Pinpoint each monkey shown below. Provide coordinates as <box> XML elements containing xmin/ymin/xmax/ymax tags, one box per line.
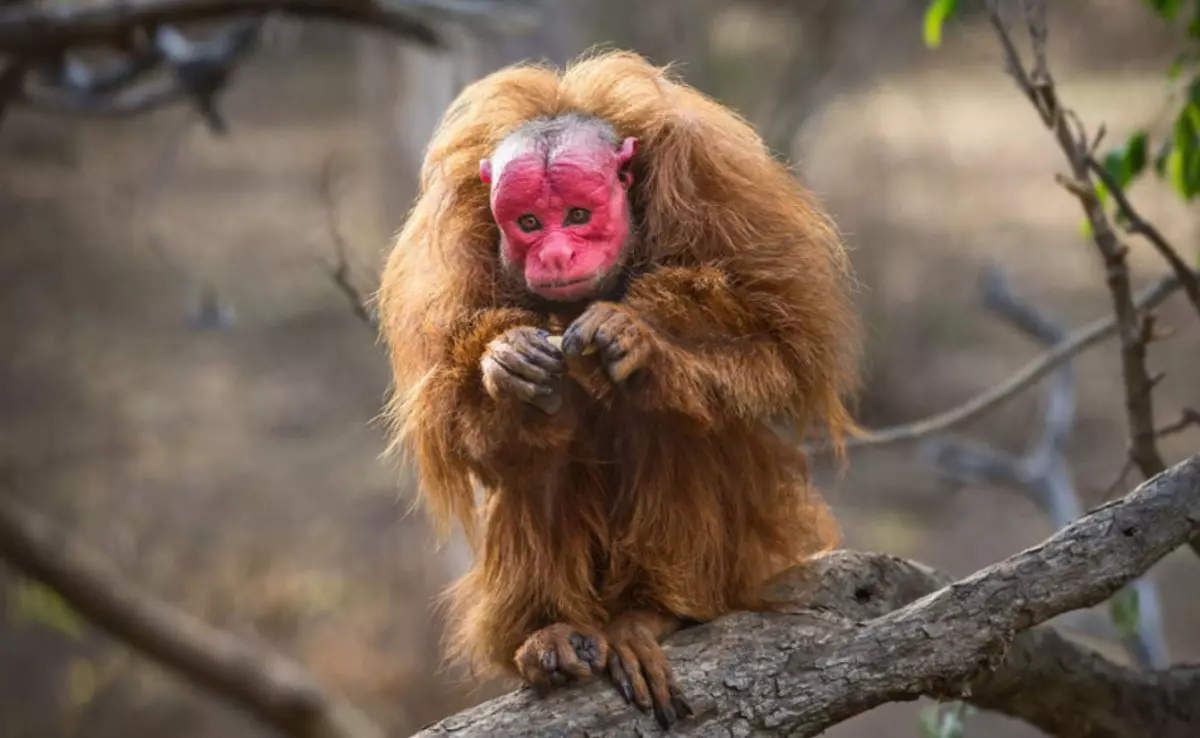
<box><xmin>376</xmin><ymin>50</ymin><xmax>860</xmax><ymax>729</ymax></box>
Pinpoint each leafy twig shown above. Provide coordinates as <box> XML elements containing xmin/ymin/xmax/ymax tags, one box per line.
<box><xmin>1087</xmin><ymin>158</ymin><xmax>1200</xmax><ymax>319</ymax></box>
<box><xmin>984</xmin><ymin>0</ymin><xmax>1191</xmax><ymax>555</ymax></box>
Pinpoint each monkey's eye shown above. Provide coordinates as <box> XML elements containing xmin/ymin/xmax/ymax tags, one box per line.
<box><xmin>564</xmin><ymin>208</ymin><xmax>591</xmax><ymax>226</ymax></box>
<box><xmin>516</xmin><ymin>214</ymin><xmax>542</xmax><ymax>233</ymax></box>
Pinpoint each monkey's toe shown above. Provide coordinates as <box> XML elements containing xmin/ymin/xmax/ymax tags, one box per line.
<box><xmin>515</xmin><ymin>623</ymin><xmax>609</xmax><ymax>694</ymax></box>
<box><xmin>607</xmin><ymin>625</ymin><xmax>694</xmax><ymax>729</ymax></box>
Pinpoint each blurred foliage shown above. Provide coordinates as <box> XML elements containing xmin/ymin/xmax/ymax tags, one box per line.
<box><xmin>919</xmin><ymin>701</ymin><xmax>976</xmax><ymax>738</ymax></box>
<box><xmin>925</xmin><ymin>0</ymin><xmax>1200</xmax><ymax>212</ymax></box>
<box><xmin>8</xmin><ymin>580</ymin><xmax>86</xmax><ymax>640</ymax></box>
<box><xmin>1109</xmin><ymin>585</ymin><xmax>1142</xmax><ymax>638</ymax></box>
<box><xmin>925</xmin><ymin>0</ymin><xmax>1200</xmax><ymax>266</ymax></box>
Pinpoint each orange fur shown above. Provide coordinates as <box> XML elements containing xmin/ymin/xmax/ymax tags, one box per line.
<box><xmin>376</xmin><ymin>50</ymin><xmax>860</xmax><ymax>681</ymax></box>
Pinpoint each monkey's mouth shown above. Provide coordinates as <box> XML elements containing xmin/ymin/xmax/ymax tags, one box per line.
<box><xmin>531</xmin><ymin>274</ymin><xmax>603</xmax><ymax>302</ymax></box>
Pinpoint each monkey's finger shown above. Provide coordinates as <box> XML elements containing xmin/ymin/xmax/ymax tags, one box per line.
<box><xmin>607</xmin><ymin>652</ymin><xmax>636</xmax><ymax>704</ymax></box>
<box><xmin>489</xmin><ymin>340</ymin><xmax>562</xmax><ymax>383</ymax></box>
<box><xmin>561</xmin><ymin>305</ymin><xmax>615</xmax><ymax>356</ymax></box>
<box><xmin>507</xmin><ymin>329</ymin><xmax>568</xmax><ymax>369</ymax></box>
<box><xmin>551</xmin><ymin>633</ymin><xmax>596</xmax><ymax>680</ymax></box>
<box><xmin>614</xmin><ymin>645</ymin><xmax>651</xmax><ymax>710</ymax></box>
<box><xmin>628</xmin><ymin>638</ymin><xmax>686</xmax><ymax>729</ymax></box>
<box><xmin>569</xmin><ymin>632</ymin><xmax>608</xmax><ymax>673</ymax></box>
<box><xmin>598</xmin><ymin>316</ymin><xmax>653</xmax><ymax>383</ymax></box>
<box><xmin>670</xmin><ymin>683</ymin><xmax>695</xmax><ymax>719</ymax></box>
<box><xmin>482</xmin><ymin>358</ymin><xmax>562</xmax><ymax>413</ymax></box>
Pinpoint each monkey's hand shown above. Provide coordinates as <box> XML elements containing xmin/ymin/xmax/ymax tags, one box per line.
<box><xmin>514</xmin><ymin>623</ymin><xmax>609</xmax><ymax>695</ymax></box>
<box><xmin>605</xmin><ymin>611</ymin><xmax>694</xmax><ymax>729</ymax></box>
<box><xmin>481</xmin><ymin>327</ymin><xmax>566</xmax><ymax>415</ymax></box>
<box><xmin>561</xmin><ymin>302</ymin><xmax>657</xmax><ymax>384</ymax></box>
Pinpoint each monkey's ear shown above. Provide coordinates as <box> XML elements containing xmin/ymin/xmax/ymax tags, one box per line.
<box><xmin>618</xmin><ymin>137</ymin><xmax>637</xmax><ymax>165</ymax></box>
<box><xmin>479</xmin><ymin>158</ymin><xmax>493</xmax><ymax>185</ymax></box>
<box><xmin>617</xmin><ymin>137</ymin><xmax>637</xmax><ymax>188</ymax></box>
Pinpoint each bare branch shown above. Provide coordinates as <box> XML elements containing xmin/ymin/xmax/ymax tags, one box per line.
<box><xmin>317</xmin><ymin>155</ymin><xmax>377</xmax><ymax>329</ymax></box>
<box><xmin>0</xmin><ymin>0</ymin><xmax>440</xmax><ymax>55</ymax></box>
<box><xmin>1</xmin><ymin>0</ymin><xmax>537</xmax><ymax>125</ymax></box>
<box><xmin>832</xmin><ymin>270</ymin><xmax>1191</xmax><ymax>451</ymax></box>
<box><xmin>986</xmin><ymin>1</ymin><xmax>1171</xmax><ymax>507</ymax></box>
<box><xmin>922</xmin><ymin>266</ymin><xmax>1170</xmax><ymax>669</ymax></box>
<box><xmin>412</xmin><ymin>455</ymin><xmax>1200</xmax><ymax>737</ymax></box>
<box><xmin>0</xmin><ymin>494</ymin><xmax>385</xmax><ymax>738</ymax></box>
<box><xmin>1087</xmin><ymin>159</ymin><xmax>1200</xmax><ymax>319</ymax></box>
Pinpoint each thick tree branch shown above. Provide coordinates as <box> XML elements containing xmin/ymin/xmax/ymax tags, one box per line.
<box><xmin>412</xmin><ymin>455</ymin><xmax>1200</xmax><ymax>738</ymax></box>
<box><xmin>0</xmin><ymin>494</ymin><xmax>385</xmax><ymax>738</ymax></box>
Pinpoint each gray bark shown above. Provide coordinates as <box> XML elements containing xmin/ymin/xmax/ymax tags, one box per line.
<box><xmin>412</xmin><ymin>455</ymin><xmax>1200</xmax><ymax>738</ymax></box>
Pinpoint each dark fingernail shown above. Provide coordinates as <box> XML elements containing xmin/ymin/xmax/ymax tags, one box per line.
<box><xmin>560</xmin><ymin>331</ymin><xmax>581</xmax><ymax>356</ymax></box>
<box><xmin>654</xmin><ymin>702</ymin><xmax>676</xmax><ymax>729</ymax></box>
<box><xmin>675</xmin><ymin>693</ymin><xmax>695</xmax><ymax>718</ymax></box>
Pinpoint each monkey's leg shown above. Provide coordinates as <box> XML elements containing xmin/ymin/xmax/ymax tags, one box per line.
<box><xmin>514</xmin><ymin>622</ymin><xmax>609</xmax><ymax>694</ymax></box>
<box><xmin>605</xmin><ymin>610</ymin><xmax>695</xmax><ymax>729</ymax></box>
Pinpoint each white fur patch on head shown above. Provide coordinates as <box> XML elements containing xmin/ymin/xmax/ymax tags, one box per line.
<box><xmin>487</xmin><ymin>114</ymin><xmax>620</xmax><ymax>192</ymax></box>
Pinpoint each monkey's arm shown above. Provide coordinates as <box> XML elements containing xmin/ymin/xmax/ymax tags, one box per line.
<box><xmin>406</xmin><ymin>308</ymin><xmax>579</xmax><ymax>484</ymax></box>
<box><xmin>563</xmin><ymin>267</ymin><xmax>848</xmax><ymax>430</ymax></box>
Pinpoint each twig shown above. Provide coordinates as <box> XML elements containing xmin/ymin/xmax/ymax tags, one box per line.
<box><xmin>412</xmin><ymin>456</ymin><xmax>1200</xmax><ymax>737</ymax></box>
<box><xmin>0</xmin><ymin>0</ymin><xmax>442</xmax><ymax>54</ymax></box>
<box><xmin>0</xmin><ymin>494</ymin><xmax>385</xmax><ymax>738</ymax></box>
<box><xmin>317</xmin><ymin>155</ymin><xmax>376</xmax><ymax>329</ymax></box>
<box><xmin>921</xmin><ymin>266</ymin><xmax>1170</xmax><ymax>669</ymax></box>
<box><xmin>1</xmin><ymin>0</ymin><xmax>538</xmax><ymax>125</ymax></box>
<box><xmin>1088</xmin><ymin>159</ymin><xmax>1200</xmax><ymax>319</ymax></box>
<box><xmin>832</xmin><ymin>270</ymin><xmax>1190</xmax><ymax>452</ymax></box>
<box><xmin>985</xmin><ymin>1</ymin><xmax>1189</xmax><ymax>552</ymax></box>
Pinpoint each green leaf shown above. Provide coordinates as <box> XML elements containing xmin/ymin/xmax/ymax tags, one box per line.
<box><xmin>1154</xmin><ymin>136</ymin><xmax>1175</xmax><ymax>177</ymax></box>
<box><xmin>1110</xmin><ymin>586</ymin><xmax>1141</xmax><ymax>637</ymax></box>
<box><xmin>9</xmin><ymin>581</ymin><xmax>85</xmax><ymax>639</ymax></box>
<box><xmin>922</xmin><ymin>0</ymin><xmax>959</xmax><ymax>49</ymax></box>
<box><xmin>918</xmin><ymin>705</ymin><xmax>943</xmax><ymax>738</ymax></box>
<box><xmin>1171</xmin><ymin>104</ymin><xmax>1200</xmax><ymax>199</ymax></box>
<box><xmin>918</xmin><ymin>702</ymin><xmax>975</xmax><ymax>738</ymax></box>
<box><xmin>1144</xmin><ymin>0</ymin><xmax>1184</xmax><ymax>21</ymax></box>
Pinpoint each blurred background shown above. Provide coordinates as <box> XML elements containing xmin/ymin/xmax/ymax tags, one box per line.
<box><xmin>1</xmin><ymin>1</ymin><xmax>1198</xmax><ymax>737</ymax></box>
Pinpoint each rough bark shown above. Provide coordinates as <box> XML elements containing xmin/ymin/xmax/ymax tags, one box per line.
<box><xmin>412</xmin><ymin>455</ymin><xmax>1200</xmax><ymax>738</ymax></box>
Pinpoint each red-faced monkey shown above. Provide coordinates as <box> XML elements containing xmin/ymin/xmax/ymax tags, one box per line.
<box><xmin>377</xmin><ymin>50</ymin><xmax>859</xmax><ymax>728</ymax></box>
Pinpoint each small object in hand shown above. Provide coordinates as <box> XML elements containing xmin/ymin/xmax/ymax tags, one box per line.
<box><xmin>547</xmin><ymin>334</ymin><xmax>596</xmax><ymax>355</ymax></box>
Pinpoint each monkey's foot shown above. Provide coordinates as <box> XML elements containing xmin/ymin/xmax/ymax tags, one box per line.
<box><xmin>514</xmin><ymin>623</ymin><xmax>609</xmax><ymax>694</ymax></box>
<box><xmin>606</xmin><ymin>614</ymin><xmax>695</xmax><ymax>729</ymax></box>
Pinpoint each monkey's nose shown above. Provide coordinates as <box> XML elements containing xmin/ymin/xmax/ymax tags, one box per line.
<box><xmin>537</xmin><ymin>242</ymin><xmax>574</xmax><ymax>272</ymax></box>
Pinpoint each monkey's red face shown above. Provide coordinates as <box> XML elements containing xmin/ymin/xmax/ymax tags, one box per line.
<box><xmin>482</xmin><ymin>135</ymin><xmax>637</xmax><ymax>303</ymax></box>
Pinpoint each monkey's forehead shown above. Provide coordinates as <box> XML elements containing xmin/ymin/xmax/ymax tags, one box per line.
<box><xmin>490</xmin><ymin>127</ymin><xmax>619</xmax><ymax>187</ymax></box>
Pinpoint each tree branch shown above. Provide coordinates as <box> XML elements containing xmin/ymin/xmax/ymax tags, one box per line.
<box><xmin>921</xmin><ymin>265</ymin><xmax>1170</xmax><ymax>669</ymax></box>
<box><xmin>0</xmin><ymin>0</ymin><xmax>441</xmax><ymax>54</ymax></box>
<box><xmin>1087</xmin><ymin>159</ymin><xmax>1200</xmax><ymax>320</ymax></box>
<box><xmin>985</xmin><ymin>0</ymin><xmax>1190</xmax><ymax>555</ymax></box>
<box><xmin>0</xmin><ymin>494</ymin><xmax>385</xmax><ymax>738</ymax></box>
<box><xmin>833</xmin><ymin>269</ymin><xmax>1191</xmax><ymax>452</ymax></box>
<box><xmin>412</xmin><ymin>455</ymin><xmax>1200</xmax><ymax>738</ymax></box>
